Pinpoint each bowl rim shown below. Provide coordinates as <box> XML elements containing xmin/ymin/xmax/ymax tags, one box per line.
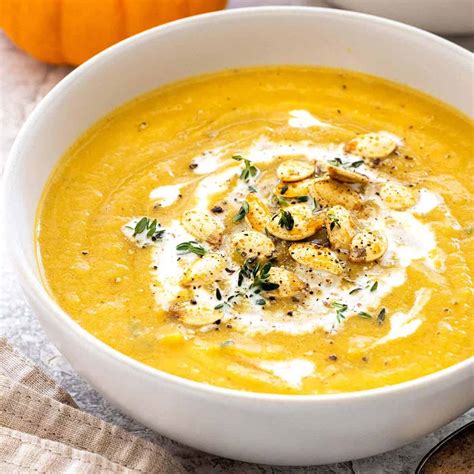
<box><xmin>4</xmin><ymin>6</ymin><xmax>473</xmax><ymax>403</ymax></box>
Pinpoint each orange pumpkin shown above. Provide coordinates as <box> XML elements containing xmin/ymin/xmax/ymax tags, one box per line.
<box><xmin>0</xmin><ymin>0</ymin><xmax>227</xmax><ymax>65</ymax></box>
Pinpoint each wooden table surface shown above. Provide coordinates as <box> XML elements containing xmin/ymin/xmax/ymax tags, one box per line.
<box><xmin>1</xmin><ymin>1</ymin><xmax>472</xmax><ymax>472</ymax></box>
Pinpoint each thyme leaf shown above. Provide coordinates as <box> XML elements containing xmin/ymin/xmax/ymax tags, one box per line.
<box><xmin>310</xmin><ymin>196</ymin><xmax>320</xmax><ymax>212</ymax></box>
<box><xmin>233</xmin><ymin>154</ymin><xmax>259</xmax><ymax>182</ymax></box>
<box><xmin>328</xmin><ymin>157</ymin><xmax>364</xmax><ymax>169</ymax></box>
<box><xmin>277</xmin><ymin>210</ymin><xmax>294</xmax><ymax>230</ymax></box>
<box><xmin>332</xmin><ymin>301</ymin><xmax>348</xmax><ymax>323</ymax></box>
<box><xmin>328</xmin><ymin>157</ymin><xmax>344</xmax><ymax>167</ymax></box>
<box><xmin>377</xmin><ymin>307</ymin><xmax>386</xmax><ymax>325</ymax></box>
<box><xmin>233</xmin><ymin>201</ymin><xmax>249</xmax><ymax>222</ymax></box>
<box><xmin>176</xmin><ymin>241</ymin><xmax>206</xmax><ymax>256</ymax></box>
<box><xmin>132</xmin><ymin>217</ymin><xmax>165</xmax><ymax>240</ymax></box>
<box><xmin>134</xmin><ymin>217</ymin><xmax>148</xmax><ymax>235</ymax></box>
<box><xmin>238</xmin><ymin>258</ymin><xmax>280</xmax><ymax>295</ymax></box>
<box><xmin>295</xmin><ymin>195</ymin><xmax>309</xmax><ymax>202</ymax></box>
<box><xmin>327</xmin><ymin>211</ymin><xmax>341</xmax><ymax>231</ymax></box>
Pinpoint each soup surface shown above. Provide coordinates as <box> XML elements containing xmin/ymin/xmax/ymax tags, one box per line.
<box><xmin>37</xmin><ymin>67</ymin><xmax>473</xmax><ymax>395</ymax></box>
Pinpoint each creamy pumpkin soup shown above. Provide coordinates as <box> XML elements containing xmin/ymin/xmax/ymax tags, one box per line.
<box><xmin>37</xmin><ymin>67</ymin><xmax>473</xmax><ymax>395</ymax></box>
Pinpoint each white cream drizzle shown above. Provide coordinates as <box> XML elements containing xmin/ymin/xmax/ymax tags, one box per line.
<box><xmin>246</xmin><ymin>136</ymin><xmax>342</xmax><ymax>164</ymax></box>
<box><xmin>149</xmin><ymin>184</ymin><xmax>183</xmax><ymax>207</ymax></box>
<box><xmin>379</xmin><ymin>211</ymin><xmax>436</xmax><ymax>268</ymax></box>
<box><xmin>259</xmin><ymin>359</ymin><xmax>315</xmax><ymax>389</ymax></box>
<box><xmin>191</xmin><ymin>149</ymin><xmax>225</xmax><ymax>174</ymax></box>
<box><xmin>288</xmin><ymin>110</ymin><xmax>337</xmax><ymax>129</ymax></box>
<box><xmin>373</xmin><ymin>288</ymin><xmax>432</xmax><ymax>346</ymax></box>
<box><xmin>194</xmin><ymin>166</ymin><xmax>240</xmax><ymax>210</ymax></box>
<box><xmin>127</xmin><ymin>119</ymin><xmax>445</xmax><ymax>344</ymax></box>
<box><xmin>150</xmin><ymin>220</ymin><xmax>200</xmax><ymax>309</ymax></box>
<box><xmin>411</xmin><ymin>188</ymin><xmax>443</xmax><ymax>215</ymax></box>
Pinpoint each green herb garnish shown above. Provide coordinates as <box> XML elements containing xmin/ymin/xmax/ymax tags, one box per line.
<box><xmin>280</xmin><ymin>184</ymin><xmax>289</xmax><ymax>195</ymax></box>
<box><xmin>370</xmin><ymin>281</ymin><xmax>378</xmax><ymax>292</ymax></box>
<box><xmin>327</xmin><ymin>212</ymin><xmax>340</xmax><ymax>231</ymax></box>
<box><xmin>349</xmin><ymin>287</ymin><xmax>362</xmax><ymax>295</ymax></box>
<box><xmin>275</xmin><ymin>195</ymin><xmax>290</xmax><ymax>207</ymax></box>
<box><xmin>277</xmin><ymin>210</ymin><xmax>294</xmax><ymax>231</ymax></box>
<box><xmin>233</xmin><ymin>154</ymin><xmax>258</xmax><ymax>182</ymax></box>
<box><xmin>238</xmin><ymin>258</ymin><xmax>279</xmax><ymax>293</ymax></box>
<box><xmin>332</xmin><ymin>302</ymin><xmax>348</xmax><ymax>323</ymax></box>
<box><xmin>134</xmin><ymin>217</ymin><xmax>148</xmax><ymax>235</ymax></box>
<box><xmin>254</xmin><ymin>262</ymin><xmax>280</xmax><ymax>292</ymax></box>
<box><xmin>216</xmin><ymin>259</ymin><xmax>279</xmax><ymax>312</ymax></box>
<box><xmin>176</xmin><ymin>241</ymin><xmax>206</xmax><ymax>256</ymax></box>
<box><xmin>328</xmin><ymin>157</ymin><xmax>364</xmax><ymax>169</ymax></box>
<box><xmin>377</xmin><ymin>308</ymin><xmax>386</xmax><ymax>325</ymax></box>
<box><xmin>328</xmin><ymin>157</ymin><xmax>344</xmax><ymax>167</ymax></box>
<box><xmin>309</xmin><ymin>196</ymin><xmax>320</xmax><ymax>212</ymax></box>
<box><xmin>214</xmin><ymin>301</ymin><xmax>230</xmax><ymax>310</ymax></box>
<box><xmin>233</xmin><ymin>201</ymin><xmax>249</xmax><ymax>222</ymax></box>
<box><xmin>358</xmin><ymin>311</ymin><xmax>373</xmax><ymax>320</ymax></box>
<box><xmin>132</xmin><ymin>217</ymin><xmax>165</xmax><ymax>240</ymax></box>
<box><xmin>214</xmin><ymin>289</ymin><xmax>243</xmax><ymax>311</ymax></box>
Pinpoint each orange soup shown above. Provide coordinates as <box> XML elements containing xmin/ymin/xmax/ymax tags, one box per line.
<box><xmin>37</xmin><ymin>67</ymin><xmax>473</xmax><ymax>394</ymax></box>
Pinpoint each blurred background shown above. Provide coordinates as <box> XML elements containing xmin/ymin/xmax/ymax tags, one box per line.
<box><xmin>1</xmin><ymin>0</ymin><xmax>472</xmax><ymax>169</ymax></box>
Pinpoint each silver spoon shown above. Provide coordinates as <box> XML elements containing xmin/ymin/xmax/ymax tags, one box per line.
<box><xmin>416</xmin><ymin>421</ymin><xmax>473</xmax><ymax>473</ymax></box>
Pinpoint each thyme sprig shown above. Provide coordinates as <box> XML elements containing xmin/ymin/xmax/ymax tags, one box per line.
<box><xmin>328</xmin><ymin>157</ymin><xmax>364</xmax><ymax>169</ymax></box>
<box><xmin>176</xmin><ymin>241</ymin><xmax>206</xmax><ymax>256</ymax></box>
<box><xmin>349</xmin><ymin>280</ymin><xmax>378</xmax><ymax>295</ymax></box>
<box><xmin>214</xmin><ymin>291</ymin><xmax>242</xmax><ymax>310</ymax></box>
<box><xmin>131</xmin><ymin>217</ymin><xmax>165</xmax><ymax>240</ymax></box>
<box><xmin>276</xmin><ymin>210</ymin><xmax>294</xmax><ymax>231</ymax></box>
<box><xmin>238</xmin><ymin>258</ymin><xmax>279</xmax><ymax>292</ymax></box>
<box><xmin>273</xmin><ymin>194</ymin><xmax>316</xmax><ymax>210</ymax></box>
<box><xmin>233</xmin><ymin>201</ymin><xmax>249</xmax><ymax>222</ymax></box>
<box><xmin>332</xmin><ymin>301</ymin><xmax>348</xmax><ymax>323</ymax></box>
<box><xmin>233</xmin><ymin>154</ymin><xmax>258</xmax><ymax>182</ymax></box>
<box><xmin>327</xmin><ymin>211</ymin><xmax>341</xmax><ymax>231</ymax></box>
<box><xmin>215</xmin><ymin>259</ymin><xmax>279</xmax><ymax>310</ymax></box>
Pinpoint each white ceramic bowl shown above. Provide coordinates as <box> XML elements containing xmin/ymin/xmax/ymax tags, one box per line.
<box><xmin>328</xmin><ymin>0</ymin><xmax>474</xmax><ymax>35</ymax></box>
<box><xmin>4</xmin><ymin>7</ymin><xmax>473</xmax><ymax>466</ymax></box>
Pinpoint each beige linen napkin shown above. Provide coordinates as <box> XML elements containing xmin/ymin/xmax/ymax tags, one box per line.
<box><xmin>0</xmin><ymin>338</ymin><xmax>184</xmax><ymax>473</ymax></box>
